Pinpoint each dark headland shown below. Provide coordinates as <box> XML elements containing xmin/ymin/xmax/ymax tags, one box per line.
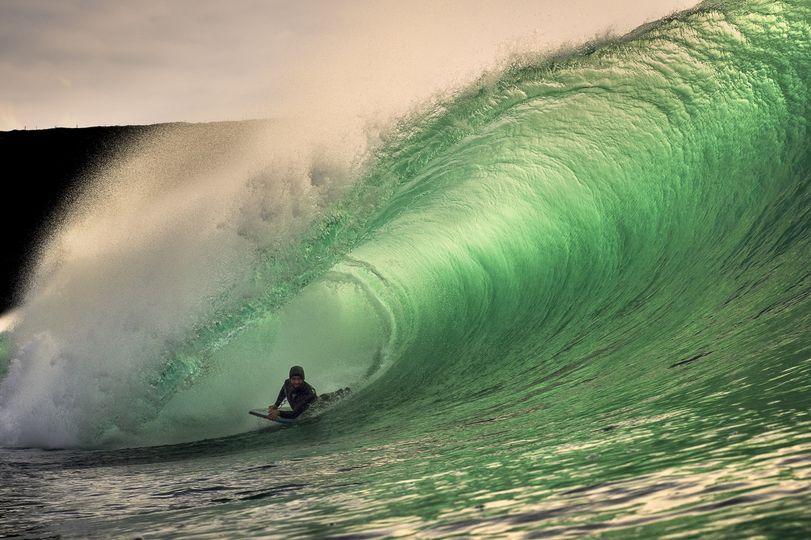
<box><xmin>0</xmin><ymin>120</ymin><xmax>269</xmax><ymax>313</ymax></box>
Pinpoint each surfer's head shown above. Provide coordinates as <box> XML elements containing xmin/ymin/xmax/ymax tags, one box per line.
<box><xmin>289</xmin><ymin>365</ymin><xmax>305</xmax><ymax>387</ymax></box>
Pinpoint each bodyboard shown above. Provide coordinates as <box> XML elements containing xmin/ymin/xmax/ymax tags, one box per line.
<box><xmin>249</xmin><ymin>409</ymin><xmax>296</xmax><ymax>425</ymax></box>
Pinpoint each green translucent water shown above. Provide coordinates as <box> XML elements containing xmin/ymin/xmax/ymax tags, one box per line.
<box><xmin>1</xmin><ymin>0</ymin><xmax>809</xmax><ymax>536</ymax></box>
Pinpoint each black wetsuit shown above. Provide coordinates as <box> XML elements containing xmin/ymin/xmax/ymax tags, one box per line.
<box><xmin>273</xmin><ymin>379</ymin><xmax>317</xmax><ymax>419</ymax></box>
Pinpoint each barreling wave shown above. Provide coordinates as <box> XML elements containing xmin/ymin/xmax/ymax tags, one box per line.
<box><xmin>0</xmin><ymin>0</ymin><xmax>808</xmax><ymax>448</ymax></box>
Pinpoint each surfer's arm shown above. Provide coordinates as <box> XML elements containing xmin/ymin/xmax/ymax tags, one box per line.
<box><xmin>272</xmin><ymin>385</ymin><xmax>286</xmax><ymax>408</ymax></box>
<box><xmin>278</xmin><ymin>392</ymin><xmax>317</xmax><ymax>419</ymax></box>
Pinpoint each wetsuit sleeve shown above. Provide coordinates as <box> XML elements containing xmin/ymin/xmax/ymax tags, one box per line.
<box><xmin>278</xmin><ymin>391</ymin><xmax>317</xmax><ymax>419</ymax></box>
<box><xmin>273</xmin><ymin>384</ymin><xmax>286</xmax><ymax>408</ymax></box>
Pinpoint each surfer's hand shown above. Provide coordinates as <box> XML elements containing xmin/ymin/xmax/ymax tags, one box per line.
<box><xmin>267</xmin><ymin>409</ymin><xmax>279</xmax><ymax>420</ymax></box>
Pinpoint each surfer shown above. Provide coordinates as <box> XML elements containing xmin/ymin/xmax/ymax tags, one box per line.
<box><xmin>267</xmin><ymin>365</ymin><xmax>317</xmax><ymax>420</ymax></box>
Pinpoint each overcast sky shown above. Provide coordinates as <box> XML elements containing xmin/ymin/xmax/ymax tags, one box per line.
<box><xmin>0</xmin><ymin>0</ymin><xmax>697</xmax><ymax>131</ymax></box>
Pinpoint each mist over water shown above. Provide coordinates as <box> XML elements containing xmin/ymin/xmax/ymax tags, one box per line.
<box><xmin>0</xmin><ymin>119</ymin><xmax>380</xmax><ymax>447</ymax></box>
<box><xmin>1</xmin><ymin>0</ymin><xmax>810</xmax><ymax>536</ymax></box>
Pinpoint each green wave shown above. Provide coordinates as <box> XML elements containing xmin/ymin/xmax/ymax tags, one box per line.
<box><xmin>2</xmin><ymin>0</ymin><xmax>806</xmax><ymax>534</ymax></box>
<box><xmin>307</xmin><ymin>0</ymin><xmax>810</xmax><ymax>423</ymax></box>
<box><xmin>72</xmin><ymin>0</ymin><xmax>808</xmax><ymax>448</ymax></box>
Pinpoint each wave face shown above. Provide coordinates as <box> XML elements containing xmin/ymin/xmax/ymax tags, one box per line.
<box><xmin>0</xmin><ymin>0</ymin><xmax>810</xmax><ymax>534</ymax></box>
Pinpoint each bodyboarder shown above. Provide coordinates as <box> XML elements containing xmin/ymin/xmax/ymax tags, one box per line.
<box><xmin>267</xmin><ymin>365</ymin><xmax>317</xmax><ymax>420</ymax></box>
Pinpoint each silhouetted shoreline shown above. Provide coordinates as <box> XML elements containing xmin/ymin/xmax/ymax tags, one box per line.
<box><xmin>0</xmin><ymin>119</ymin><xmax>269</xmax><ymax>312</ymax></box>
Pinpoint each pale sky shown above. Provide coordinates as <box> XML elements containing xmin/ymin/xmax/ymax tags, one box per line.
<box><xmin>0</xmin><ymin>0</ymin><xmax>698</xmax><ymax>132</ymax></box>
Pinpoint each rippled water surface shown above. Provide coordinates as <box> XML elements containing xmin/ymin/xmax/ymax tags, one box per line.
<box><xmin>4</xmin><ymin>353</ymin><xmax>810</xmax><ymax>537</ymax></box>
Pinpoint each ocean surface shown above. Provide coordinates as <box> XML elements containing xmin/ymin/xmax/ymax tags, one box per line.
<box><xmin>1</xmin><ymin>0</ymin><xmax>810</xmax><ymax>536</ymax></box>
